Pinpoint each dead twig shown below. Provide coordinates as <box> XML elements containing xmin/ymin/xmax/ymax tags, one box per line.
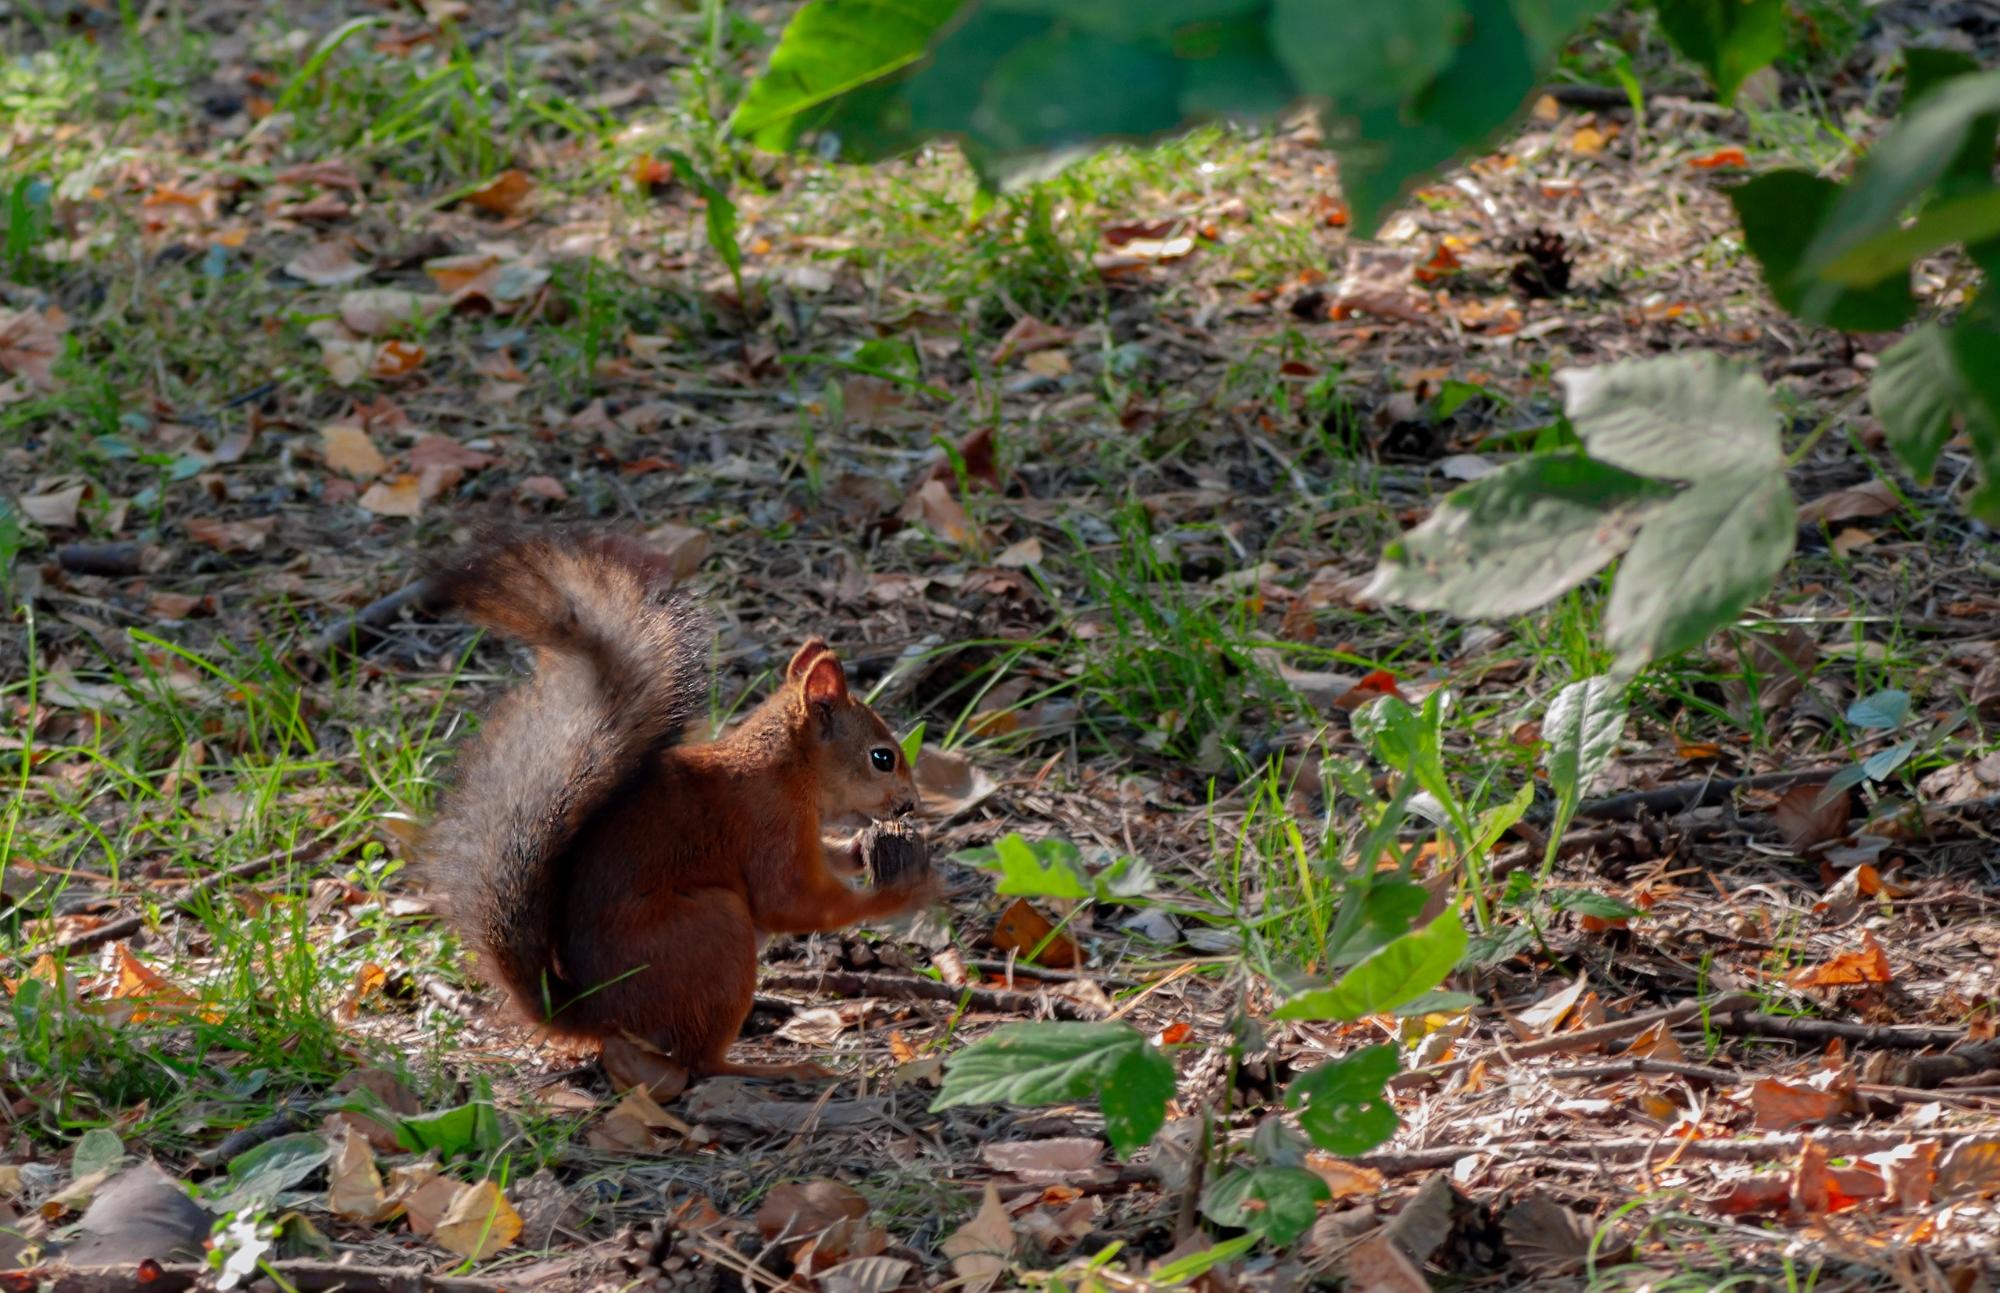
<box><xmin>759</xmin><ymin>967</ymin><xmax>1106</xmax><ymax>1021</ymax></box>
<box><xmin>1390</xmin><ymin>993</ymin><xmax>1760</xmax><ymax>1091</ymax></box>
<box><xmin>1354</xmin><ymin>1129</ymin><xmax>1999</xmax><ymax>1176</ymax></box>
<box><xmin>304</xmin><ymin>578</ymin><xmax>434</xmax><ymax>660</ymax></box>
<box><xmin>1712</xmin><ymin>1011</ymin><xmax>1969</xmax><ymax>1052</ymax></box>
<box><xmin>1574</xmin><ymin>766</ymin><xmax>1847</xmax><ymax>823</ymax></box>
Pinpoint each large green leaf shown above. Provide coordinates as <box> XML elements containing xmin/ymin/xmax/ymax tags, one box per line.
<box><xmin>985</xmin><ymin>0</ymin><xmax>1265</xmax><ymax>41</ymax></box>
<box><xmin>1286</xmin><ymin>1045</ymin><xmax>1400</xmax><ymax>1155</ymax></box>
<box><xmin>1803</xmin><ymin>70</ymin><xmax>2000</xmax><ymax>286</ymax></box>
<box><xmin>1943</xmin><ymin>311</ymin><xmax>2000</xmax><ymax>523</ymax></box>
<box><xmin>1269</xmin><ymin>0</ymin><xmax>1468</xmax><ymax>106</ymax></box>
<box><xmin>1727</xmin><ymin>171</ymin><xmax>1913</xmax><ymax>332</ymax></box>
<box><xmin>1870</xmin><ymin>324</ymin><xmax>1960</xmax><ymax>483</ymax></box>
<box><xmin>933</xmin><ymin>1021</ymin><xmax>1175</xmax><ymax>1157</ymax></box>
<box><xmin>728</xmin><ymin>0</ymin><xmax>966</xmax><ymax>150</ymax></box>
<box><xmin>1200</xmin><ymin>1166</ymin><xmax>1330</xmax><ymax>1245</ymax></box>
<box><xmin>1560</xmin><ymin>353</ymin><xmax>1782</xmax><ymax>481</ymax></box>
<box><xmin>1273</xmin><ymin>913</ymin><xmax>1468</xmax><ymax>1021</ymax></box>
<box><xmin>1651</xmin><ymin>0</ymin><xmax>1785</xmax><ymax>106</ymax></box>
<box><xmin>1365</xmin><ymin>454</ymin><xmax>1671</xmax><ymax>619</ymax></box>
<box><xmin>1542</xmin><ymin>675</ymin><xmax>1626</xmax><ymax>800</ymax></box>
<box><xmin>1604</xmin><ymin>471</ymin><xmax>1796</xmax><ymax>672</ymax></box>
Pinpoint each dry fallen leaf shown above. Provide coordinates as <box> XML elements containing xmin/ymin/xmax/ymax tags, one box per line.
<box><xmin>466</xmin><ymin>169</ymin><xmax>536</xmax><ymax>217</ymax></box>
<box><xmin>914</xmin><ymin>746</ymin><xmax>998</xmax><ymax>819</ymax></box>
<box><xmin>186</xmin><ymin>516</ymin><xmax>275</xmax><ymax>552</ymax></box>
<box><xmin>642</xmin><ymin>522</ymin><xmax>710</xmax><ymax>581</ymax></box>
<box><xmin>320</xmin><ymin>424</ymin><xmax>387</xmax><ymax>478</ymax></box>
<box><xmin>327</xmin><ymin>1126</ymin><xmax>391</xmax><ymax>1222</ymax></box>
<box><xmin>359</xmin><ymin>474</ymin><xmax>425</xmax><ymax>518</ymax></box>
<box><xmin>20</xmin><ymin>484</ymin><xmax>85</xmax><ymax>528</ymax></box>
<box><xmin>989</xmin><ymin>897</ymin><xmax>1080</xmax><ymax>968</ymax></box>
<box><xmin>1789</xmin><ymin>930</ymin><xmax>1893</xmax><ymax>989</ymax></box>
<box><xmin>1772</xmin><ymin>782</ymin><xmax>1850</xmax><ymax>851</ymax></box>
<box><xmin>285</xmin><ymin>241</ymin><xmax>372</xmax><ymax>287</ymax></box>
<box><xmin>1749</xmin><ymin>1076</ymin><xmax>1855</xmax><ymax>1131</ymax></box>
<box><xmin>981</xmin><ymin>1139</ymin><xmax>1112</xmax><ymax>1185</ymax></box>
<box><xmin>339</xmin><ymin>288</ymin><xmax>446</xmax><ymax>338</ymax></box>
<box><xmin>434</xmin><ymin>1179</ymin><xmax>522</xmax><ymax>1259</ymax></box>
<box><xmin>754</xmin><ymin>1179</ymin><xmax>868</xmax><ymax>1242</ymax></box>
<box><xmin>516</xmin><ymin>475</ymin><xmax>569</xmax><ymax>504</ymax></box>
<box><xmin>0</xmin><ymin>307</ymin><xmax>64</xmax><ymax>389</ymax></box>
<box><xmin>941</xmin><ymin>1182</ymin><xmax>1013</xmax><ymax>1293</ymax></box>
<box><xmin>902</xmin><ymin>478</ymin><xmax>977</xmax><ymax>546</ymax></box>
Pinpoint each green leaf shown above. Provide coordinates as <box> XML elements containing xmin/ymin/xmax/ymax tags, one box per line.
<box><xmin>1094</xmin><ymin>853</ymin><xmax>1157</xmax><ymax>901</ymax></box>
<box><xmin>1604</xmin><ymin>470</ymin><xmax>1796</xmax><ymax>673</ymax></box>
<box><xmin>1365</xmin><ymin>453</ymin><xmax>1672</xmax><ymax>619</ymax></box>
<box><xmin>396</xmin><ymin>1095</ymin><xmax>502</xmax><ymax>1159</ymax></box>
<box><xmin>1149</xmin><ymin>1234</ymin><xmax>1261</xmax><ymax>1284</ymax></box>
<box><xmin>1862</xmin><ymin>739</ymin><xmax>1917</xmax><ymax>781</ymax></box>
<box><xmin>1803</xmin><ymin>70</ymin><xmax>2000</xmax><ymax>285</ymax></box>
<box><xmin>1871</xmin><ymin>324</ymin><xmax>1960</xmax><ymax>483</ymax></box>
<box><xmin>1727</xmin><ymin>171</ymin><xmax>1913</xmax><ymax>331</ymax></box>
<box><xmin>72</xmin><ymin>1128</ymin><xmax>126</xmax><ymax>1179</ymax></box>
<box><xmin>1846</xmin><ymin>689</ymin><xmax>1910</xmax><ymax>731</ymax></box>
<box><xmin>1542</xmin><ymin>676</ymin><xmax>1626</xmax><ymax>800</ymax></box>
<box><xmin>1176</xmin><ymin>23</ymin><xmax>1298</xmax><ymax>122</ymax></box>
<box><xmin>899</xmin><ymin>722</ymin><xmax>926</xmax><ymax>764</ymax></box>
<box><xmin>933</xmin><ymin>1021</ymin><xmax>1175</xmax><ymax>1158</ymax></box>
<box><xmin>218</xmin><ymin>1133</ymin><xmax>330</xmax><ymax>1214</ymax></box>
<box><xmin>1286</xmin><ymin>1045</ymin><xmax>1400</xmax><ymax>1155</ymax></box>
<box><xmin>968</xmin><ymin>27</ymin><xmax>1185</xmax><ymax>156</ymax></box>
<box><xmin>729</xmin><ymin>0</ymin><xmax>966</xmax><ymax>149</ymax></box>
<box><xmin>989</xmin><ymin>833</ymin><xmax>1092</xmax><ymax>899</ymax></box>
<box><xmin>1651</xmin><ymin>0</ymin><xmax>1784</xmax><ymax>105</ymax></box>
<box><xmin>1808</xmin><ymin>188</ymin><xmax>2000</xmax><ymax>291</ymax></box>
<box><xmin>1944</xmin><ymin>309</ymin><xmax>2000</xmax><ymax>524</ymax></box>
<box><xmin>986</xmin><ymin>0</ymin><xmax>1265</xmax><ymax>42</ymax></box>
<box><xmin>1269</xmin><ymin>0</ymin><xmax>1468</xmax><ymax>107</ymax></box>
<box><xmin>1548</xmin><ymin>889</ymin><xmax>1644</xmax><ymax>919</ymax></box>
<box><xmin>1273</xmin><ymin>913</ymin><xmax>1469</xmax><ymax>1021</ymax></box>
<box><xmin>1200</xmin><ymin>1166</ymin><xmax>1330</xmax><ymax>1246</ymax></box>
<box><xmin>1559</xmin><ymin>353</ymin><xmax>1782</xmax><ymax>481</ymax></box>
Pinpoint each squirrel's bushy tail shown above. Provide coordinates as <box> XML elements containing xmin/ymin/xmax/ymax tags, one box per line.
<box><xmin>419</xmin><ymin>527</ymin><xmax>709</xmax><ymax>1030</ymax></box>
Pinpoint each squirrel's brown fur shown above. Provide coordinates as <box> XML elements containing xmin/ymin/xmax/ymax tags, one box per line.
<box><xmin>420</xmin><ymin>527</ymin><xmax>930</xmax><ymax>1080</ymax></box>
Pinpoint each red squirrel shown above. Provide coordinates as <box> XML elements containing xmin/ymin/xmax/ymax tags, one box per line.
<box><xmin>420</xmin><ymin>527</ymin><xmax>936</xmax><ymax>1082</ymax></box>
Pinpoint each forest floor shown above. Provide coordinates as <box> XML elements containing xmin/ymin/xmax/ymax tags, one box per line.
<box><xmin>7</xmin><ymin>2</ymin><xmax>2000</xmax><ymax>1290</ymax></box>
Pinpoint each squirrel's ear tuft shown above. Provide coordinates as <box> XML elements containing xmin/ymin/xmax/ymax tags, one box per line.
<box><xmin>800</xmin><ymin>652</ymin><xmax>849</xmax><ymax>711</ymax></box>
<box><xmin>788</xmin><ymin>637</ymin><xmax>832</xmax><ymax>682</ymax></box>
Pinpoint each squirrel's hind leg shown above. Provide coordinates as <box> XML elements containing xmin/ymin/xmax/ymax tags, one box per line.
<box><xmin>590</xmin><ymin>887</ymin><xmax>834</xmax><ymax>1083</ymax></box>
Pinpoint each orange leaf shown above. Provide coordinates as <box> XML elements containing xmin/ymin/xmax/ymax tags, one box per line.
<box><xmin>466</xmin><ymin>169</ymin><xmax>536</xmax><ymax>217</ymax></box>
<box><xmin>989</xmin><ymin>897</ymin><xmax>1079</xmax><ymax>968</ymax></box>
<box><xmin>1789</xmin><ymin>929</ymin><xmax>1893</xmax><ymax>988</ymax></box>
<box><xmin>1689</xmin><ymin>147</ymin><xmax>1749</xmax><ymax>170</ymax></box>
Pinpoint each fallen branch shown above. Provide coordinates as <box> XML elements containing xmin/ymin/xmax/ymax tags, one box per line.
<box><xmin>759</xmin><ymin>967</ymin><xmax>1106</xmax><ymax>1021</ymax></box>
<box><xmin>1354</xmin><ymin>1128</ymin><xmax>1999</xmax><ymax>1176</ymax></box>
<box><xmin>304</xmin><ymin>578</ymin><xmax>433</xmax><ymax>660</ymax></box>
<box><xmin>1574</xmin><ymin>766</ymin><xmax>1846</xmax><ymax>823</ymax></box>
<box><xmin>1390</xmin><ymin>993</ymin><xmax>1760</xmax><ymax>1091</ymax></box>
<box><xmin>18</xmin><ymin>845</ymin><xmax>328</xmax><ymax>967</ymax></box>
<box><xmin>1712</xmin><ymin>1011</ymin><xmax>1968</xmax><ymax>1052</ymax></box>
<box><xmin>1547</xmin><ymin>1058</ymin><xmax>2000</xmax><ymax>1109</ymax></box>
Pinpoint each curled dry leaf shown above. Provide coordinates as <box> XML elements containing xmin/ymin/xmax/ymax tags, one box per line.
<box><xmin>914</xmin><ymin>746</ymin><xmax>998</xmax><ymax>819</ymax></box>
<box><xmin>601</xmin><ymin>1034</ymin><xmax>690</xmax><ymax>1104</ymax></box>
<box><xmin>285</xmin><ymin>241</ymin><xmax>371</xmax><ymax>287</ymax></box>
<box><xmin>327</xmin><ymin>1127</ymin><xmax>391</xmax><ymax>1222</ymax></box>
<box><xmin>901</xmin><ymin>478</ymin><xmax>977</xmax><ymax>546</ymax></box>
<box><xmin>1798</xmin><ymin>479</ymin><xmax>1899</xmax><ymax>525</ymax></box>
<box><xmin>754</xmin><ymin>1179</ymin><xmax>868</xmax><ymax>1243</ymax></box>
<box><xmin>1749</xmin><ymin>1074</ymin><xmax>1857</xmax><ymax>1131</ymax></box>
<box><xmin>434</xmin><ymin>1179</ymin><xmax>522</xmax><ymax>1259</ymax></box>
<box><xmin>0</xmin><ymin>307</ymin><xmax>63</xmax><ymax>389</ymax></box>
<box><xmin>320</xmin><ymin>424</ymin><xmax>387</xmax><ymax>478</ymax></box>
<box><xmin>466</xmin><ymin>169</ymin><xmax>536</xmax><ymax>217</ymax></box>
<box><xmin>941</xmin><ymin>1182</ymin><xmax>1013</xmax><ymax>1293</ymax></box>
<box><xmin>981</xmin><ymin>1138</ymin><xmax>1113</xmax><ymax>1186</ymax></box>
<box><xmin>20</xmin><ymin>484</ymin><xmax>85</xmax><ymax>529</ymax></box>
<box><xmin>817</xmin><ymin>1256</ymin><xmax>913</xmax><ymax>1293</ymax></box>
<box><xmin>359</xmin><ymin>475</ymin><xmax>425</xmax><ymax>518</ymax></box>
<box><xmin>1771</xmin><ymin>782</ymin><xmax>1849</xmax><ymax>851</ymax></box>
<box><xmin>187</xmin><ymin>516</ymin><xmax>276</xmax><ymax>553</ymax></box>
<box><xmin>1788</xmin><ymin>929</ymin><xmax>1893</xmax><ymax>989</ymax></box>
<box><xmin>339</xmin><ymin>289</ymin><xmax>446</xmax><ymax>338</ymax></box>
<box><xmin>988</xmin><ymin>896</ymin><xmax>1080</xmax><ymax>968</ymax></box>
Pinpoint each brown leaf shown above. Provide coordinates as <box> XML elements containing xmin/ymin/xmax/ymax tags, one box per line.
<box><xmin>988</xmin><ymin>897</ymin><xmax>1079</xmax><ymax>968</ymax></box>
<box><xmin>1772</xmin><ymin>782</ymin><xmax>1849</xmax><ymax>851</ymax></box>
<box><xmin>981</xmin><ymin>1139</ymin><xmax>1112</xmax><ymax>1185</ymax></box>
<box><xmin>914</xmin><ymin>746</ymin><xmax>998</xmax><ymax>819</ymax></box>
<box><xmin>601</xmin><ymin>1034</ymin><xmax>690</xmax><ymax>1103</ymax></box>
<box><xmin>1788</xmin><ymin>929</ymin><xmax>1893</xmax><ymax>988</ymax></box>
<box><xmin>1797</xmin><ymin>479</ymin><xmax>1899</xmax><ymax>525</ymax></box>
<box><xmin>339</xmin><ymin>288</ymin><xmax>445</xmax><ymax>337</ymax></box>
<box><xmin>1749</xmin><ymin>1077</ymin><xmax>1853</xmax><ymax>1131</ymax></box>
<box><xmin>817</xmin><ymin>1255</ymin><xmax>914</xmax><ymax>1293</ymax></box>
<box><xmin>1344</xmin><ymin>1231</ymin><xmax>1431</xmax><ymax>1293</ymax></box>
<box><xmin>994</xmin><ymin>536</ymin><xmax>1043</xmax><ymax>568</ymax></box>
<box><xmin>1936</xmin><ymin>1139</ymin><xmax>2000</xmax><ymax>1200</ymax></box>
<box><xmin>359</xmin><ymin>475</ymin><xmax>425</xmax><ymax>518</ymax></box>
<box><xmin>991</xmin><ymin>315</ymin><xmax>1072</xmax><ymax>363</ymax></box>
<box><xmin>0</xmin><ymin>307</ymin><xmax>63</xmax><ymax>389</ymax></box>
<box><xmin>516</xmin><ymin>475</ymin><xmax>569</xmax><ymax>505</ymax></box>
<box><xmin>21</xmin><ymin>484</ymin><xmax>85</xmax><ymax>529</ymax></box>
<box><xmin>399</xmin><ymin>1172</ymin><xmax>459</xmax><ymax>1237</ymax></box>
<box><xmin>285</xmin><ymin>241</ymin><xmax>372</xmax><ymax>287</ymax></box>
<box><xmin>642</xmin><ymin>522</ymin><xmax>710</xmax><ymax>581</ymax></box>
<box><xmin>320</xmin><ymin>424</ymin><xmax>387</xmax><ymax>478</ymax></box>
<box><xmin>371</xmin><ymin>339</ymin><xmax>425</xmax><ymax>379</ymax></box>
<box><xmin>466</xmin><ymin>169</ymin><xmax>536</xmax><ymax>217</ymax></box>
<box><xmin>186</xmin><ymin>516</ymin><xmax>275</xmax><ymax>552</ymax></box>
<box><xmin>901</xmin><ymin>478</ymin><xmax>976</xmax><ymax>545</ymax></box>
<box><xmin>941</xmin><ymin>1182</ymin><xmax>1013</xmax><ymax>1293</ymax></box>
<box><xmin>435</xmin><ymin>1180</ymin><xmax>521</xmax><ymax>1259</ymax></box>
<box><xmin>326</xmin><ymin>1126</ymin><xmax>391</xmax><ymax>1222</ymax></box>
<box><xmin>408</xmin><ymin>434</ymin><xmax>497</xmax><ymax>473</ymax></box>
<box><xmin>754</xmin><ymin>1180</ymin><xmax>868</xmax><ymax>1242</ymax></box>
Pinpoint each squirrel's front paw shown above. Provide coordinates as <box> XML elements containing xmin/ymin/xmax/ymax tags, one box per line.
<box><xmin>858</xmin><ymin>818</ymin><xmax>930</xmax><ymax>890</ymax></box>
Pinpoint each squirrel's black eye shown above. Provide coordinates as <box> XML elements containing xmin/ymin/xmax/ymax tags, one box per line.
<box><xmin>870</xmin><ymin>747</ymin><xmax>895</xmax><ymax>772</ymax></box>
